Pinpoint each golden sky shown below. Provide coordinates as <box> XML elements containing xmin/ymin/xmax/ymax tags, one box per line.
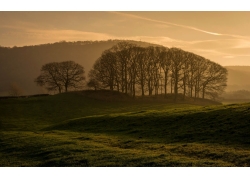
<box><xmin>1</xmin><ymin>11</ymin><xmax>250</xmax><ymax>66</ymax></box>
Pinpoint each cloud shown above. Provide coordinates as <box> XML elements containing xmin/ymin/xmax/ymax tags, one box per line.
<box><xmin>2</xmin><ymin>20</ymin><xmax>250</xmax><ymax>66</ymax></box>
<box><xmin>30</xmin><ymin>29</ymin><xmax>114</xmax><ymax>41</ymax></box>
<box><xmin>0</xmin><ymin>24</ymin><xmax>116</xmax><ymax>46</ymax></box>
<box><xmin>223</xmin><ymin>56</ymin><xmax>235</xmax><ymax>59</ymax></box>
<box><xmin>111</xmin><ymin>12</ymin><xmax>222</xmax><ymax>36</ymax></box>
<box><xmin>119</xmin><ymin>35</ymin><xmax>185</xmax><ymax>47</ymax></box>
<box><xmin>0</xmin><ymin>23</ymin><xmax>187</xmax><ymax>48</ymax></box>
<box><xmin>111</xmin><ymin>12</ymin><xmax>250</xmax><ymax>40</ymax></box>
<box><xmin>234</xmin><ymin>39</ymin><xmax>250</xmax><ymax>48</ymax></box>
<box><xmin>187</xmin><ymin>39</ymin><xmax>240</xmax><ymax>50</ymax></box>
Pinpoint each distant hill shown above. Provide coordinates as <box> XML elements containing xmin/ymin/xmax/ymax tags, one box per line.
<box><xmin>224</xmin><ymin>66</ymin><xmax>250</xmax><ymax>92</ymax></box>
<box><xmin>0</xmin><ymin>40</ymin><xmax>160</xmax><ymax>95</ymax></box>
<box><xmin>1</xmin><ymin>40</ymin><xmax>249</xmax><ymax>96</ymax></box>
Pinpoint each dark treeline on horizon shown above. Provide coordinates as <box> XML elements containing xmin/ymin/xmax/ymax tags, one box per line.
<box><xmin>88</xmin><ymin>42</ymin><xmax>228</xmax><ymax>101</ymax></box>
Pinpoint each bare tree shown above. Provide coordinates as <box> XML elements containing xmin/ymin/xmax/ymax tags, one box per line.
<box><xmin>35</xmin><ymin>61</ymin><xmax>85</xmax><ymax>93</ymax></box>
<box><xmin>35</xmin><ymin>62</ymin><xmax>63</xmax><ymax>93</ymax></box>
<box><xmin>159</xmin><ymin>47</ymin><xmax>171</xmax><ymax>96</ymax></box>
<box><xmin>134</xmin><ymin>47</ymin><xmax>148</xmax><ymax>96</ymax></box>
<box><xmin>144</xmin><ymin>46</ymin><xmax>156</xmax><ymax>96</ymax></box>
<box><xmin>87</xmin><ymin>69</ymin><xmax>100</xmax><ymax>90</ymax></box>
<box><xmin>170</xmin><ymin>48</ymin><xmax>185</xmax><ymax>101</ymax></box>
<box><xmin>89</xmin><ymin>51</ymin><xmax>118</xmax><ymax>91</ymax></box>
<box><xmin>110</xmin><ymin>42</ymin><xmax>135</xmax><ymax>93</ymax></box>
<box><xmin>89</xmin><ymin>42</ymin><xmax>228</xmax><ymax>102</ymax></box>
<box><xmin>152</xmin><ymin>46</ymin><xmax>165</xmax><ymax>96</ymax></box>
<box><xmin>186</xmin><ymin>53</ymin><xmax>199</xmax><ymax>98</ymax></box>
<box><xmin>58</xmin><ymin>61</ymin><xmax>85</xmax><ymax>92</ymax></box>
<box><xmin>201</xmin><ymin>61</ymin><xmax>227</xmax><ymax>99</ymax></box>
<box><xmin>193</xmin><ymin>56</ymin><xmax>208</xmax><ymax>98</ymax></box>
<box><xmin>129</xmin><ymin>46</ymin><xmax>145</xmax><ymax>97</ymax></box>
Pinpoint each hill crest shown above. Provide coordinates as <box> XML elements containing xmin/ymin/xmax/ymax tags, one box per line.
<box><xmin>0</xmin><ymin>40</ymin><xmax>161</xmax><ymax>96</ymax></box>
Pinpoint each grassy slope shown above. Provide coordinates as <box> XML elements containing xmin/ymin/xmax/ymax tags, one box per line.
<box><xmin>1</xmin><ymin>92</ymin><xmax>250</xmax><ymax>166</ymax></box>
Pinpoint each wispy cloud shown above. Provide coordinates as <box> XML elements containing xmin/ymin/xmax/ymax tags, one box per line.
<box><xmin>118</xmin><ymin>35</ymin><xmax>185</xmax><ymax>47</ymax></box>
<box><xmin>2</xmin><ymin>19</ymin><xmax>250</xmax><ymax>66</ymax></box>
<box><xmin>111</xmin><ymin>12</ymin><xmax>250</xmax><ymax>40</ymax></box>
<box><xmin>111</xmin><ymin>12</ymin><xmax>222</xmax><ymax>36</ymax></box>
<box><xmin>0</xmin><ymin>24</ymin><xmax>115</xmax><ymax>46</ymax></box>
<box><xmin>30</xmin><ymin>29</ymin><xmax>114</xmax><ymax>41</ymax></box>
<box><xmin>223</xmin><ymin>55</ymin><xmax>235</xmax><ymax>59</ymax></box>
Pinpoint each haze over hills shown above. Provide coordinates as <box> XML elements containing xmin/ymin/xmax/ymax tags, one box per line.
<box><xmin>225</xmin><ymin>66</ymin><xmax>250</xmax><ymax>91</ymax></box>
<box><xmin>0</xmin><ymin>40</ymin><xmax>249</xmax><ymax>96</ymax></box>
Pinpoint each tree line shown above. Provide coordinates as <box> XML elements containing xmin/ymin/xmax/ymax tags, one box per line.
<box><xmin>34</xmin><ymin>41</ymin><xmax>227</xmax><ymax>101</ymax></box>
<box><xmin>87</xmin><ymin>42</ymin><xmax>228</xmax><ymax>101</ymax></box>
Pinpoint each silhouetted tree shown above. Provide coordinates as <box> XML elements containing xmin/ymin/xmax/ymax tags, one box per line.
<box><xmin>87</xmin><ymin>69</ymin><xmax>101</xmax><ymax>90</ymax></box>
<box><xmin>87</xmin><ymin>79</ymin><xmax>100</xmax><ymax>90</ymax></box>
<box><xmin>201</xmin><ymin>61</ymin><xmax>227</xmax><ymax>99</ymax></box>
<box><xmin>159</xmin><ymin>47</ymin><xmax>171</xmax><ymax>96</ymax></box>
<box><xmin>89</xmin><ymin>42</ymin><xmax>227</xmax><ymax>101</ymax></box>
<box><xmin>170</xmin><ymin>48</ymin><xmax>185</xmax><ymax>101</ymax></box>
<box><xmin>58</xmin><ymin>61</ymin><xmax>85</xmax><ymax>92</ymax></box>
<box><xmin>35</xmin><ymin>61</ymin><xmax>85</xmax><ymax>93</ymax></box>
<box><xmin>110</xmin><ymin>42</ymin><xmax>136</xmax><ymax>93</ymax></box>
<box><xmin>134</xmin><ymin>47</ymin><xmax>148</xmax><ymax>96</ymax></box>
<box><xmin>35</xmin><ymin>62</ymin><xmax>63</xmax><ymax>93</ymax></box>
<box><xmin>89</xmin><ymin>51</ymin><xmax>118</xmax><ymax>90</ymax></box>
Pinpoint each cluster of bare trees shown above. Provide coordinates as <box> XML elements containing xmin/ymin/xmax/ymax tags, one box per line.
<box><xmin>88</xmin><ymin>42</ymin><xmax>227</xmax><ymax>101</ymax></box>
<box><xmin>35</xmin><ymin>61</ymin><xmax>85</xmax><ymax>93</ymax></box>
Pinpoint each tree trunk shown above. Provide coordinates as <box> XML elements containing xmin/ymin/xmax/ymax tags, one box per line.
<box><xmin>202</xmin><ymin>85</ymin><xmax>205</xmax><ymax>99</ymax></box>
<box><xmin>65</xmin><ymin>84</ymin><xmax>68</xmax><ymax>92</ymax></box>
<box><xmin>174</xmin><ymin>71</ymin><xmax>178</xmax><ymax>102</ymax></box>
<box><xmin>58</xmin><ymin>86</ymin><xmax>61</xmax><ymax>93</ymax></box>
<box><xmin>164</xmin><ymin>72</ymin><xmax>168</xmax><ymax>97</ymax></box>
<box><xmin>141</xmin><ymin>80</ymin><xmax>145</xmax><ymax>96</ymax></box>
<box><xmin>183</xmin><ymin>74</ymin><xmax>186</xmax><ymax>100</ymax></box>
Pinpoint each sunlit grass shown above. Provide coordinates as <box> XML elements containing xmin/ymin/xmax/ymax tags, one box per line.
<box><xmin>1</xmin><ymin>91</ymin><xmax>250</xmax><ymax>166</ymax></box>
<box><xmin>1</xmin><ymin>131</ymin><xmax>250</xmax><ymax>167</ymax></box>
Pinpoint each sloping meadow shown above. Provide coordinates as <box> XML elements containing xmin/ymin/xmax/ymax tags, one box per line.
<box><xmin>1</xmin><ymin>92</ymin><xmax>250</xmax><ymax>166</ymax></box>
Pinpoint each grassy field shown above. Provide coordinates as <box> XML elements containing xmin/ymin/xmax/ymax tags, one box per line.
<box><xmin>1</xmin><ymin>91</ymin><xmax>250</xmax><ymax>167</ymax></box>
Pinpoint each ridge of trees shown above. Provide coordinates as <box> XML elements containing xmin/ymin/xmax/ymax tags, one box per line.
<box><xmin>88</xmin><ymin>42</ymin><xmax>228</xmax><ymax>101</ymax></box>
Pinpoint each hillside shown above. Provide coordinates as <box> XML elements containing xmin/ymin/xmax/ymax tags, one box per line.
<box><xmin>1</xmin><ymin>40</ymin><xmax>250</xmax><ymax>96</ymax></box>
<box><xmin>0</xmin><ymin>40</ymin><xmax>160</xmax><ymax>96</ymax></box>
<box><xmin>225</xmin><ymin>66</ymin><xmax>250</xmax><ymax>91</ymax></box>
<box><xmin>1</xmin><ymin>91</ymin><xmax>250</xmax><ymax>166</ymax></box>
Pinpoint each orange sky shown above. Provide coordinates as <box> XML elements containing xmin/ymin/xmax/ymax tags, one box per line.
<box><xmin>1</xmin><ymin>11</ymin><xmax>250</xmax><ymax>66</ymax></box>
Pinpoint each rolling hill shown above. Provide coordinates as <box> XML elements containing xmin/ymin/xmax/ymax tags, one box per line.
<box><xmin>0</xmin><ymin>40</ymin><xmax>160</xmax><ymax>96</ymax></box>
<box><xmin>1</xmin><ymin>40</ymin><xmax>250</xmax><ymax>96</ymax></box>
<box><xmin>1</xmin><ymin>91</ymin><xmax>250</xmax><ymax>166</ymax></box>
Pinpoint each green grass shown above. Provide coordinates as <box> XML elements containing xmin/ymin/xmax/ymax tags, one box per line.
<box><xmin>1</xmin><ymin>91</ymin><xmax>250</xmax><ymax>166</ymax></box>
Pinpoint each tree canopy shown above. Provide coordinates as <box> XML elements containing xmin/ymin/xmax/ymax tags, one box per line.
<box><xmin>88</xmin><ymin>42</ymin><xmax>228</xmax><ymax>101</ymax></box>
